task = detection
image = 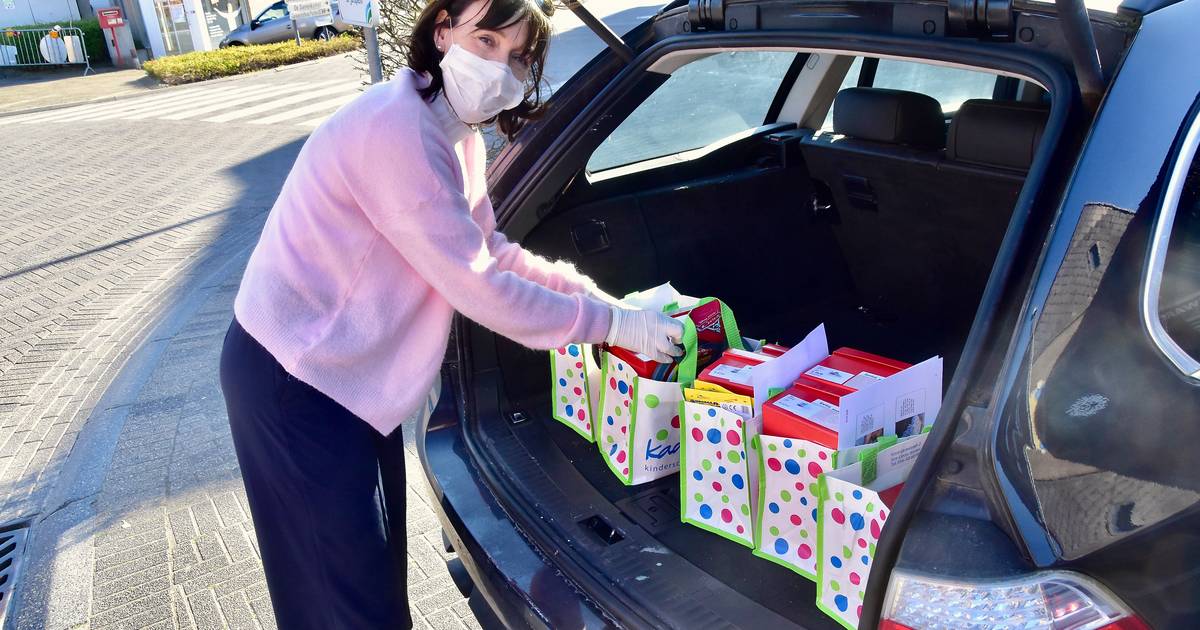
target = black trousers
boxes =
[220,319,413,629]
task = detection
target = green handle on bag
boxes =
[858,435,899,485]
[675,297,744,386]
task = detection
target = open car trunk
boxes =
[459,93,1048,626]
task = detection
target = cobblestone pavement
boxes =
[2,54,478,629]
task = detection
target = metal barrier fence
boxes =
[0,26,93,75]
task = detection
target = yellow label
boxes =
[684,387,753,408]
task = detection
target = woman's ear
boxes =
[433,9,450,53]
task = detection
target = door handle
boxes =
[571,219,610,256]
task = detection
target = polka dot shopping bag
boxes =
[815,432,929,629]
[679,400,760,547]
[597,297,745,486]
[752,435,838,579]
[549,343,600,442]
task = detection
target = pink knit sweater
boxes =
[234,69,611,435]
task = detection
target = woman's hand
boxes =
[606,307,685,363]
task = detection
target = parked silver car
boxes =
[219,1,352,47]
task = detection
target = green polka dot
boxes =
[842,545,852,559]
[808,482,819,495]
[721,495,730,504]
[728,451,741,463]
[693,413,701,421]
[798,449,806,458]
[655,429,668,440]
[694,493,703,502]
[780,490,792,502]
[768,443,778,451]
[614,407,622,417]
[835,492,844,501]
[645,394,660,408]
[702,459,712,471]
[869,543,876,555]
[606,436,614,443]
[566,369,574,378]
[560,396,568,404]
[831,580,841,592]
[866,502,875,512]
[858,591,865,599]
[799,529,809,539]
[769,526,780,536]
[719,419,725,428]
[741,504,750,515]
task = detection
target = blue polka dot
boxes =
[693,470,703,481]
[783,439,793,448]
[834,594,848,612]
[800,497,808,506]
[707,408,717,417]
[852,489,863,500]
[617,364,623,371]
[568,346,579,357]
[740,450,745,459]
[699,504,713,519]
[784,459,800,474]
[565,404,574,417]
[558,378,567,387]
[617,381,628,394]
[811,508,818,520]
[606,416,614,425]
[769,502,780,514]
[831,556,842,569]
[718,466,727,474]
[850,513,865,531]
[706,429,721,444]
[731,474,744,489]
[861,555,870,565]
[609,443,618,455]
[774,538,789,554]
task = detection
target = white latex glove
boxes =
[606,307,685,363]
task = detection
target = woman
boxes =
[219,0,683,627]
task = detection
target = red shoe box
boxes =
[605,346,669,380]
[762,383,844,448]
[760,343,790,357]
[697,348,769,397]
[795,347,910,397]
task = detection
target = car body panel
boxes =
[220,1,350,47]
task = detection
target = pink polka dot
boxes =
[832,508,845,525]
[622,467,628,475]
[857,605,862,618]
[795,482,805,491]
[720,508,733,523]
[857,538,867,548]
[691,428,704,442]
[712,481,723,492]
[797,544,813,559]
[736,525,744,534]
[715,451,722,460]
[609,377,616,389]
[585,423,591,431]
[573,387,583,396]
[850,572,861,585]
[671,415,680,428]
[726,430,741,446]
[616,451,626,463]
[790,514,802,526]
[620,426,627,434]
[558,348,567,355]
[575,361,583,369]
[577,409,586,421]
[818,451,828,460]
[767,458,782,472]
[736,418,743,428]
[623,399,630,407]
[870,519,881,539]
[808,462,824,478]
[880,509,888,520]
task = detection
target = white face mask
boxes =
[439,41,526,125]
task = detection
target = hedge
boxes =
[143,35,362,85]
[2,18,108,65]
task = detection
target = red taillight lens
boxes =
[880,569,1148,630]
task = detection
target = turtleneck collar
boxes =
[429,90,472,146]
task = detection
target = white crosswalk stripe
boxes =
[2,79,364,128]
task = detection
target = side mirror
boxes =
[250,19,260,29]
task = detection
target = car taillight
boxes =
[880,569,1150,630]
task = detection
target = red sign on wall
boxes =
[97,8,125,29]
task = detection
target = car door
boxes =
[250,1,291,44]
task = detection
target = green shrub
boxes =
[2,18,108,65]
[143,35,362,85]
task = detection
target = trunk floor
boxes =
[532,400,844,630]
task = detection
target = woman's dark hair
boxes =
[407,0,555,140]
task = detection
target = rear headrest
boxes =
[832,87,945,149]
[947,99,1050,170]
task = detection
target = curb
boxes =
[0,52,363,119]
